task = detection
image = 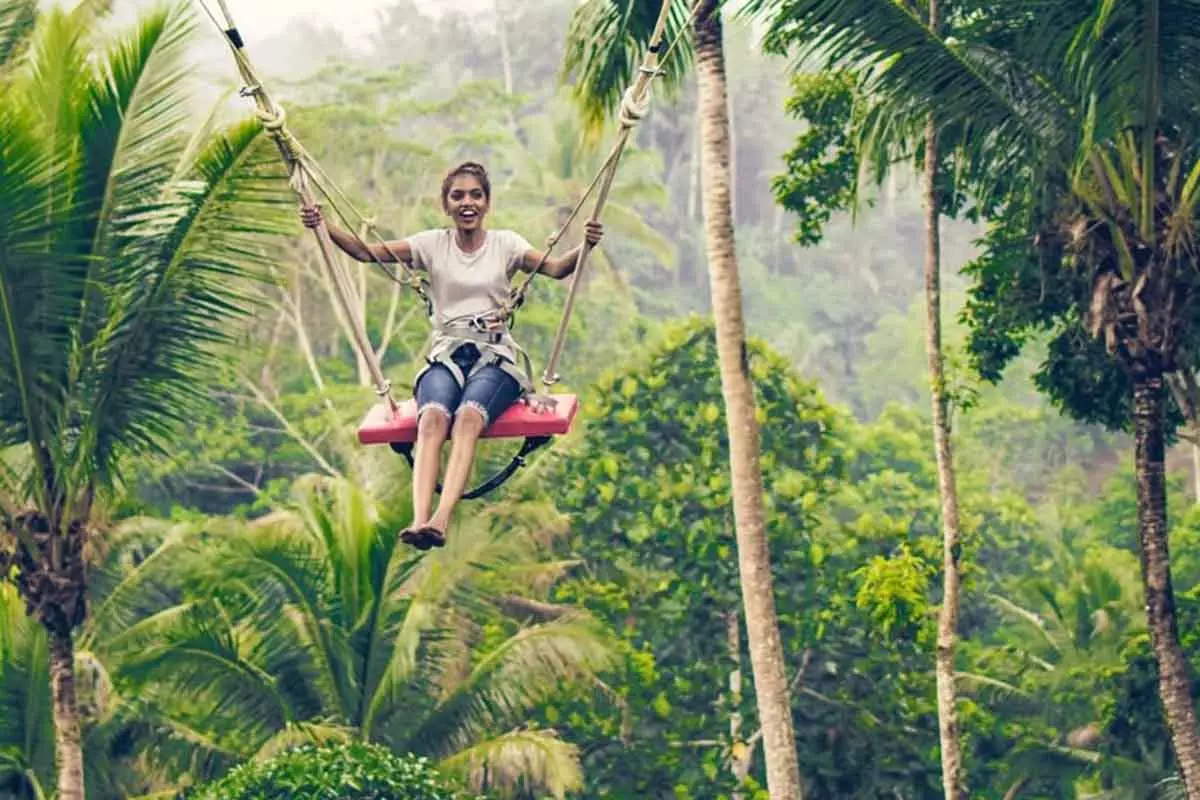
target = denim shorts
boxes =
[415,343,523,426]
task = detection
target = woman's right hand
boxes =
[300,205,323,229]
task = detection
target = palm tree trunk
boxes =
[922,10,965,788]
[727,610,753,797]
[1132,375,1200,795]
[494,0,513,95]
[48,625,85,800]
[694,4,803,798]
[1192,442,1200,506]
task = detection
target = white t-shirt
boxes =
[402,228,535,389]
[403,228,533,327]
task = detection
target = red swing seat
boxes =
[357,394,580,446]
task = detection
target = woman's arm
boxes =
[300,205,412,264]
[519,220,604,279]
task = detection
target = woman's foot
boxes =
[400,525,434,551]
[416,521,446,549]
[400,521,446,551]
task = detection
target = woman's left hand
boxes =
[584,220,604,246]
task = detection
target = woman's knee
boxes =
[452,403,488,437]
[417,405,452,439]
[460,367,522,427]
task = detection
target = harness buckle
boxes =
[467,313,505,343]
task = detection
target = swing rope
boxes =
[514,0,704,387]
[196,0,696,392]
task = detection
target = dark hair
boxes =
[440,161,491,209]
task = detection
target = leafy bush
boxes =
[186,741,462,800]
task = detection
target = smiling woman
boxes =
[304,161,603,550]
[196,0,681,551]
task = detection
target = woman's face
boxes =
[443,175,489,232]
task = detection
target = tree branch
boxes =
[240,375,343,480]
[496,595,572,621]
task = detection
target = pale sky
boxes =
[194,0,491,39]
[56,0,495,40]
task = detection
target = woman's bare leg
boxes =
[425,407,487,539]
[411,410,451,529]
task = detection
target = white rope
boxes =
[196,0,699,391]
[618,85,652,128]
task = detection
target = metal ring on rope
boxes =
[388,436,552,499]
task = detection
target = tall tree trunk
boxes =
[727,610,753,797]
[922,3,965,789]
[1192,443,1200,506]
[695,4,803,798]
[494,0,513,94]
[49,625,85,800]
[1132,375,1200,795]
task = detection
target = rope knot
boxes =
[255,104,287,132]
[618,86,651,128]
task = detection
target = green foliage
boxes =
[0,0,35,70]
[0,1,291,519]
[115,477,610,798]
[772,70,861,245]
[959,200,1189,436]
[537,316,847,796]
[186,742,461,800]
[561,0,694,132]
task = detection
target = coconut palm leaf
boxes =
[80,517,210,653]
[752,0,1078,190]
[562,0,695,131]
[78,117,291,495]
[0,585,53,795]
[215,527,358,723]
[402,617,614,759]
[0,0,35,69]
[438,728,583,798]
[115,476,615,795]
[75,2,193,270]
[0,81,80,504]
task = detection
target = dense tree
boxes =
[563,3,806,793]
[118,477,613,798]
[0,3,291,796]
[758,0,1200,791]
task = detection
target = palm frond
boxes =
[438,728,583,799]
[80,517,206,653]
[752,0,1076,195]
[251,720,355,762]
[76,1,193,266]
[361,579,467,738]
[0,584,53,790]
[22,6,89,148]
[116,599,292,751]
[215,525,357,723]
[0,80,79,509]
[0,0,35,69]
[405,617,614,759]
[78,118,290,493]
[561,0,695,132]
[594,202,677,268]
[68,0,114,26]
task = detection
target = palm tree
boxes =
[753,0,1200,792]
[116,476,614,798]
[0,517,241,798]
[561,2,804,796]
[0,3,291,796]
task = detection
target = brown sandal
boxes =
[416,526,446,549]
[400,527,433,551]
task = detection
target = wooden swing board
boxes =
[357,394,580,445]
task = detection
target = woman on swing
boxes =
[301,161,603,550]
